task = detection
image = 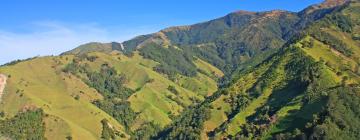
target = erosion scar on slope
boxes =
[0,74,8,102]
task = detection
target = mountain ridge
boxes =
[1,0,359,139]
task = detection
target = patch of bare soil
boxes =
[0,74,7,102]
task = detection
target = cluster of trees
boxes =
[155,105,211,139]
[225,94,251,120]
[167,85,179,95]
[131,122,161,140]
[207,93,251,137]
[0,109,45,140]
[77,53,98,62]
[301,38,315,48]
[101,119,118,140]
[64,61,134,100]
[273,86,360,140]
[322,13,354,33]
[86,64,133,100]
[100,119,126,140]
[304,86,360,140]
[93,100,136,130]
[139,43,197,78]
[63,60,137,131]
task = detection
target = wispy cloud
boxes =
[0,21,157,64]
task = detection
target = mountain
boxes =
[155,0,360,139]
[62,42,125,55]
[69,9,301,76]
[1,0,360,139]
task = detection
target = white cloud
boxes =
[0,21,156,65]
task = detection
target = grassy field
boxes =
[44,114,72,140]
[0,57,127,140]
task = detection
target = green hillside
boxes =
[0,56,128,140]
[0,49,220,139]
[152,1,360,139]
[1,0,360,139]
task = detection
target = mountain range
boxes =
[0,0,359,139]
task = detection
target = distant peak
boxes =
[232,10,256,15]
[321,0,349,7]
[313,0,349,9]
[262,10,289,17]
[300,0,349,15]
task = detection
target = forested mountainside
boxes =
[1,0,360,139]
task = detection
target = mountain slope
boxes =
[153,1,360,139]
[0,50,221,139]
[122,10,300,75]
[62,42,124,55]
[0,56,128,140]
[1,0,359,139]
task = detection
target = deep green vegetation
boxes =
[101,119,117,140]
[122,9,301,79]
[93,99,136,131]
[167,85,179,95]
[155,104,211,139]
[272,86,360,140]
[1,0,360,139]
[139,43,197,78]
[308,23,354,57]
[0,109,46,140]
[304,86,360,140]
[86,64,134,100]
[131,122,161,140]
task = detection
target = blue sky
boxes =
[0,0,323,64]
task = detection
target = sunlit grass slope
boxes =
[77,51,220,128]
[0,56,127,140]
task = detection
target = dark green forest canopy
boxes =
[0,109,46,140]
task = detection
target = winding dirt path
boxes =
[0,74,7,102]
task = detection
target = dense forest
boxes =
[0,109,46,140]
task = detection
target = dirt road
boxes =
[0,74,7,102]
